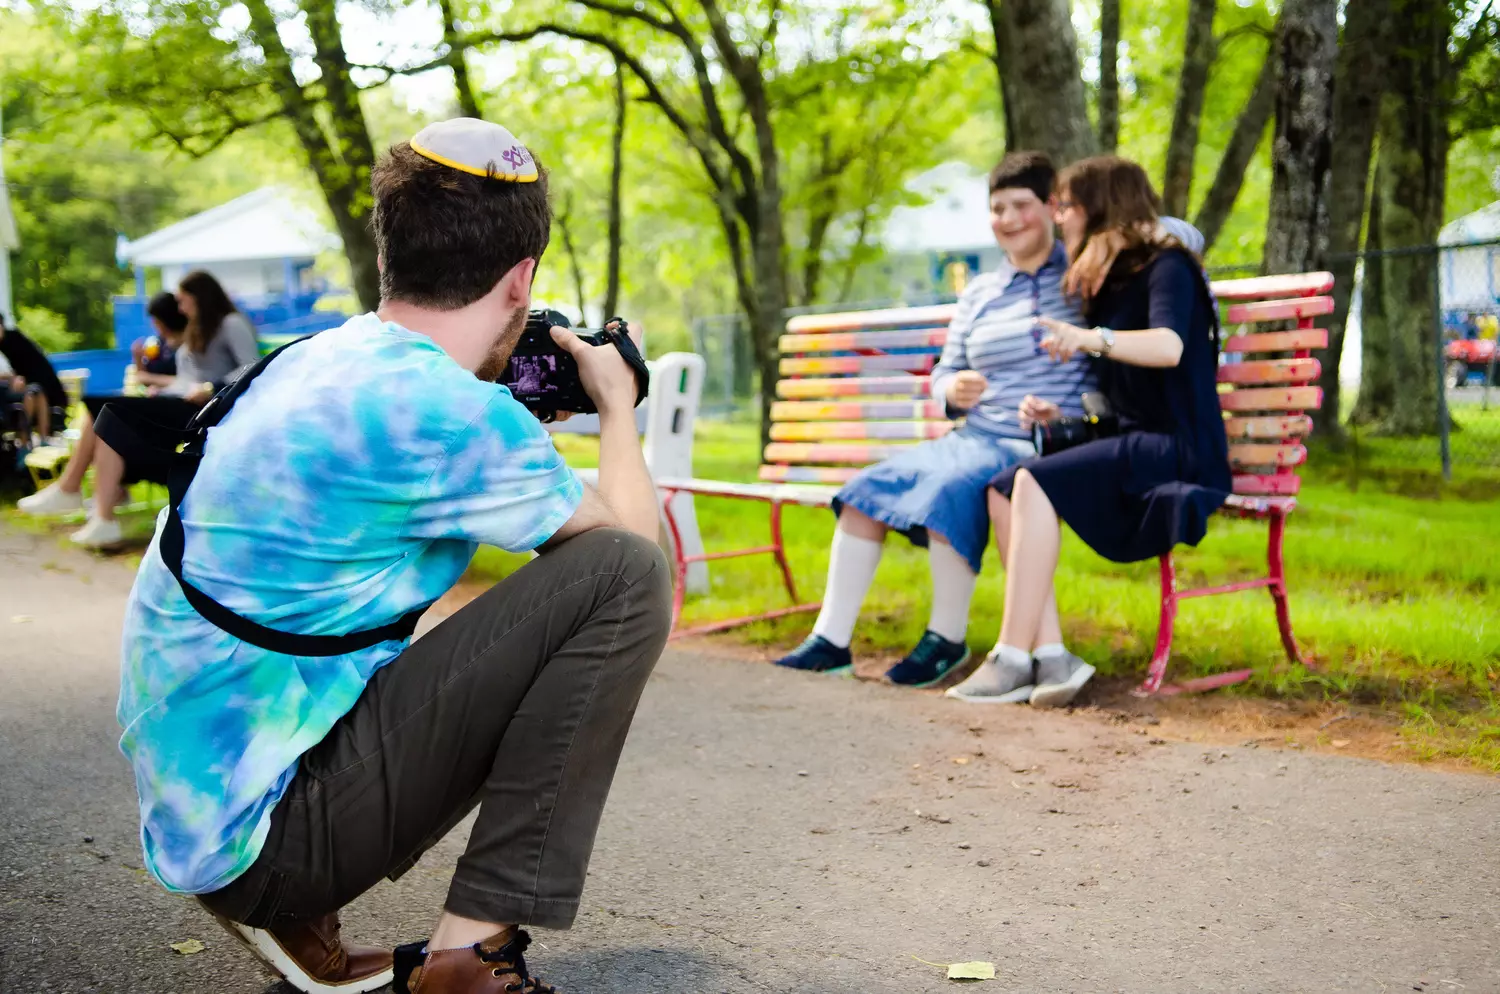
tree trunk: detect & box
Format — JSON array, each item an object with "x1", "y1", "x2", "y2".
[
  {"x1": 603, "y1": 63, "x2": 625, "y2": 319},
  {"x1": 1314, "y1": 0, "x2": 1391, "y2": 436},
  {"x1": 1098, "y1": 0, "x2": 1121, "y2": 153},
  {"x1": 438, "y1": 0, "x2": 483, "y2": 119},
  {"x1": 1352, "y1": 181, "x2": 1393, "y2": 423},
  {"x1": 1192, "y1": 48, "x2": 1275, "y2": 254},
  {"x1": 1162, "y1": 0, "x2": 1217, "y2": 218},
  {"x1": 1261, "y1": 0, "x2": 1336, "y2": 275},
  {"x1": 555, "y1": 196, "x2": 590, "y2": 320},
  {"x1": 991, "y1": 0, "x2": 1097, "y2": 165},
  {"x1": 985, "y1": 0, "x2": 1018, "y2": 152},
  {"x1": 1359, "y1": 0, "x2": 1451, "y2": 436}
]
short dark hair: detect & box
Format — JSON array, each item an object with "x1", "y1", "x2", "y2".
[
  {"x1": 371, "y1": 142, "x2": 552, "y2": 310},
  {"x1": 988, "y1": 151, "x2": 1055, "y2": 202},
  {"x1": 147, "y1": 291, "x2": 187, "y2": 333},
  {"x1": 178, "y1": 270, "x2": 239, "y2": 353}
]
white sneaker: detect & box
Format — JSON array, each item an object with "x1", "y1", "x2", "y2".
[
  {"x1": 945, "y1": 653, "x2": 1036, "y2": 703},
  {"x1": 17, "y1": 484, "x2": 84, "y2": 516},
  {"x1": 1030, "y1": 651, "x2": 1096, "y2": 708},
  {"x1": 70, "y1": 516, "x2": 123, "y2": 549}
]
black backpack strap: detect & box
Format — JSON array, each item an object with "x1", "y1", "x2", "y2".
[{"x1": 96, "y1": 338, "x2": 425, "y2": 657}]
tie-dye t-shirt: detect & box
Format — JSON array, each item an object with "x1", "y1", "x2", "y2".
[{"x1": 117, "y1": 313, "x2": 583, "y2": 894}]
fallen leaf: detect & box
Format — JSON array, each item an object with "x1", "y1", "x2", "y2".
[
  {"x1": 170, "y1": 940, "x2": 205, "y2": 956},
  {"x1": 1331, "y1": 739, "x2": 1350, "y2": 748},
  {"x1": 951, "y1": 756, "x2": 970, "y2": 765},
  {"x1": 11, "y1": 615, "x2": 33, "y2": 624},
  {"x1": 948, "y1": 961, "x2": 997, "y2": 980}
]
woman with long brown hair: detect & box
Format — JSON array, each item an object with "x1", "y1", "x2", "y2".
[
  {"x1": 947, "y1": 155, "x2": 1231, "y2": 707},
  {"x1": 19, "y1": 270, "x2": 260, "y2": 547}
]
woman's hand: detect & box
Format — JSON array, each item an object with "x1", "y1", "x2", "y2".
[
  {"x1": 1038, "y1": 317, "x2": 1102, "y2": 362},
  {"x1": 1063, "y1": 229, "x2": 1128, "y2": 299},
  {"x1": 945, "y1": 370, "x2": 987, "y2": 410},
  {"x1": 1019, "y1": 394, "x2": 1061, "y2": 427},
  {"x1": 183, "y1": 382, "x2": 214, "y2": 405}
]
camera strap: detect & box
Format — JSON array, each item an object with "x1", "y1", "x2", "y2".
[{"x1": 95, "y1": 339, "x2": 426, "y2": 657}]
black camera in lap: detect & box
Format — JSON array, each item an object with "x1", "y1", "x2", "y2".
[
  {"x1": 498, "y1": 309, "x2": 651, "y2": 422},
  {"x1": 1031, "y1": 392, "x2": 1119, "y2": 456}
]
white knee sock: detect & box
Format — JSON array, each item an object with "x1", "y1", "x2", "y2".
[
  {"x1": 811, "y1": 529, "x2": 884, "y2": 649},
  {"x1": 926, "y1": 540, "x2": 977, "y2": 644}
]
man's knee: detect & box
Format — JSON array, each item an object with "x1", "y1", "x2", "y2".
[{"x1": 567, "y1": 528, "x2": 672, "y2": 631}]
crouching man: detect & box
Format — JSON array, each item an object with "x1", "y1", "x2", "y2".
[{"x1": 116, "y1": 119, "x2": 671, "y2": 994}]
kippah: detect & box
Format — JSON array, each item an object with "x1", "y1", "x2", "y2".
[{"x1": 409, "y1": 118, "x2": 539, "y2": 183}]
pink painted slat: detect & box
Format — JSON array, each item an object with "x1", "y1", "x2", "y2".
[
  {"x1": 1228, "y1": 443, "x2": 1308, "y2": 470},
  {"x1": 770, "y1": 420, "x2": 953, "y2": 442},
  {"x1": 771, "y1": 399, "x2": 946, "y2": 421},
  {"x1": 1232, "y1": 473, "x2": 1303, "y2": 496},
  {"x1": 1221, "y1": 329, "x2": 1329, "y2": 354},
  {"x1": 776, "y1": 376, "x2": 932, "y2": 399},
  {"x1": 1218, "y1": 385, "x2": 1323, "y2": 412},
  {"x1": 1208, "y1": 271, "x2": 1335, "y2": 301},
  {"x1": 779, "y1": 329, "x2": 949, "y2": 353},
  {"x1": 1216, "y1": 358, "x2": 1321, "y2": 385},
  {"x1": 759, "y1": 464, "x2": 861, "y2": 484},
  {"x1": 779, "y1": 354, "x2": 936, "y2": 376},
  {"x1": 1223, "y1": 415, "x2": 1314, "y2": 440},
  {"x1": 763, "y1": 442, "x2": 914, "y2": 465},
  {"x1": 784, "y1": 304, "x2": 956, "y2": 334},
  {"x1": 1224, "y1": 295, "x2": 1335, "y2": 324}
]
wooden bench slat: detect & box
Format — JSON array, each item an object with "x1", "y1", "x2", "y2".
[
  {"x1": 1233, "y1": 473, "x2": 1303, "y2": 496},
  {"x1": 764, "y1": 442, "x2": 915, "y2": 465},
  {"x1": 1218, "y1": 385, "x2": 1323, "y2": 412},
  {"x1": 776, "y1": 375, "x2": 933, "y2": 399},
  {"x1": 1217, "y1": 358, "x2": 1321, "y2": 385},
  {"x1": 785, "y1": 305, "x2": 955, "y2": 334},
  {"x1": 780, "y1": 354, "x2": 936, "y2": 376},
  {"x1": 771, "y1": 400, "x2": 946, "y2": 421},
  {"x1": 780, "y1": 329, "x2": 948, "y2": 353},
  {"x1": 1224, "y1": 414, "x2": 1313, "y2": 440},
  {"x1": 770, "y1": 420, "x2": 954, "y2": 442},
  {"x1": 760, "y1": 464, "x2": 862, "y2": 484},
  {"x1": 1221, "y1": 328, "x2": 1329, "y2": 353},
  {"x1": 1209, "y1": 271, "x2": 1335, "y2": 301},
  {"x1": 1223, "y1": 295, "x2": 1335, "y2": 324},
  {"x1": 1229, "y1": 443, "x2": 1308, "y2": 470}
]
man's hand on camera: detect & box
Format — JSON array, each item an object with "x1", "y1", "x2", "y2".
[
  {"x1": 549, "y1": 324, "x2": 639, "y2": 418},
  {"x1": 1018, "y1": 394, "x2": 1061, "y2": 427},
  {"x1": 946, "y1": 370, "x2": 986, "y2": 410}
]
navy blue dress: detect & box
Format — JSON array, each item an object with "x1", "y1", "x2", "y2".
[{"x1": 990, "y1": 248, "x2": 1231, "y2": 564}]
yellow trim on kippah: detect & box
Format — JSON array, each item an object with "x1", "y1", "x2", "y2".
[{"x1": 410, "y1": 138, "x2": 539, "y2": 182}]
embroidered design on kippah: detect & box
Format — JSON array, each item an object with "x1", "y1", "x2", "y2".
[{"x1": 409, "y1": 119, "x2": 539, "y2": 183}]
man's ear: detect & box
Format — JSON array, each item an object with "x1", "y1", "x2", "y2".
[
  {"x1": 376, "y1": 252, "x2": 384, "y2": 274},
  {"x1": 499, "y1": 258, "x2": 537, "y2": 310}
]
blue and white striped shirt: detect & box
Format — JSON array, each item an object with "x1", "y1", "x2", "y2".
[{"x1": 929, "y1": 240, "x2": 1092, "y2": 440}]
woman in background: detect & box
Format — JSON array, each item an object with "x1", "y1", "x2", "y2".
[{"x1": 19, "y1": 271, "x2": 260, "y2": 548}]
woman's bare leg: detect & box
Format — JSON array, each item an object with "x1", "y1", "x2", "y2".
[
  {"x1": 994, "y1": 470, "x2": 1062, "y2": 652},
  {"x1": 988, "y1": 486, "x2": 1063, "y2": 649},
  {"x1": 58, "y1": 409, "x2": 97, "y2": 493},
  {"x1": 89, "y1": 441, "x2": 126, "y2": 522}
]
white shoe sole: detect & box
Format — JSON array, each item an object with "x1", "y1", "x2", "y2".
[
  {"x1": 1030, "y1": 663, "x2": 1096, "y2": 708},
  {"x1": 945, "y1": 683, "x2": 1035, "y2": 704},
  {"x1": 212, "y1": 916, "x2": 394, "y2": 994}
]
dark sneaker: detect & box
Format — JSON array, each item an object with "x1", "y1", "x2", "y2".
[
  {"x1": 204, "y1": 906, "x2": 393, "y2": 993},
  {"x1": 396, "y1": 929, "x2": 557, "y2": 993},
  {"x1": 884, "y1": 631, "x2": 971, "y2": 688},
  {"x1": 774, "y1": 635, "x2": 853, "y2": 676}
]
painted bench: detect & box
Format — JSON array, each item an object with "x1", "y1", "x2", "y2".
[{"x1": 656, "y1": 272, "x2": 1333, "y2": 695}]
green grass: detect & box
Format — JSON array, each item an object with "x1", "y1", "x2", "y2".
[{"x1": 471, "y1": 420, "x2": 1500, "y2": 771}]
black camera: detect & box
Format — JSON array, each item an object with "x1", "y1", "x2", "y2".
[
  {"x1": 498, "y1": 309, "x2": 651, "y2": 422},
  {"x1": 1031, "y1": 392, "x2": 1118, "y2": 456}
]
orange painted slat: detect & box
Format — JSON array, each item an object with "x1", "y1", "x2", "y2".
[
  {"x1": 770, "y1": 420, "x2": 954, "y2": 442},
  {"x1": 779, "y1": 329, "x2": 949, "y2": 353},
  {"x1": 785, "y1": 304, "x2": 956, "y2": 334},
  {"x1": 1223, "y1": 414, "x2": 1313, "y2": 440},
  {"x1": 771, "y1": 399, "x2": 946, "y2": 421},
  {"x1": 1229, "y1": 443, "x2": 1308, "y2": 470},
  {"x1": 1216, "y1": 358, "x2": 1321, "y2": 385},
  {"x1": 776, "y1": 376, "x2": 933, "y2": 399},
  {"x1": 1232, "y1": 473, "x2": 1303, "y2": 496},
  {"x1": 1223, "y1": 295, "x2": 1335, "y2": 324},
  {"x1": 1221, "y1": 329, "x2": 1329, "y2": 354},
  {"x1": 1209, "y1": 271, "x2": 1334, "y2": 302},
  {"x1": 1217, "y1": 386, "x2": 1323, "y2": 412},
  {"x1": 759, "y1": 464, "x2": 861, "y2": 484},
  {"x1": 763, "y1": 442, "x2": 914, "y2": 465},
  {"x1": 779, "y1": 354, "x2": 936, "y2": 376}
]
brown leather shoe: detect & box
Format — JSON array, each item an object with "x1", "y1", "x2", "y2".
[
  {"x1": 204, "y1": 905, "x2": 394, "y2": 993},
  {"x1": 395, "y1": 929, "x2": 558, "y2": 993}
]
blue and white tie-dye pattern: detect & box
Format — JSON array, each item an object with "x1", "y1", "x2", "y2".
[{"x1": 117, "y1": 313, "x2": 583, "y2": 895}]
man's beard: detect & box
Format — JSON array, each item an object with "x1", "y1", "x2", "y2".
[{"x1": 474, "y1": 308, "x2": 528, "y2": 382}]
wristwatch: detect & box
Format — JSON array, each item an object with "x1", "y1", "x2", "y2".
[{"x1": 1091, "y1": 326, "x2": 1116, "y2": 357}]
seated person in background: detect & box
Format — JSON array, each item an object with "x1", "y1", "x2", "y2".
[
  {"x1": 129, "y1": 291, "x2": 186, "y2": 390},
  {"x1": 774, "y1": 151, "x2": 1096, "y2": 687},
  {"x1": 18, "y1": 270, "x2": 260, "y2": 548},
  {"x1": 947, "y1": 155, "x2": 1230, "y2": 707},
  {"x1": 0, "y1": 318, "x2": 71, "y2": 442}
]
